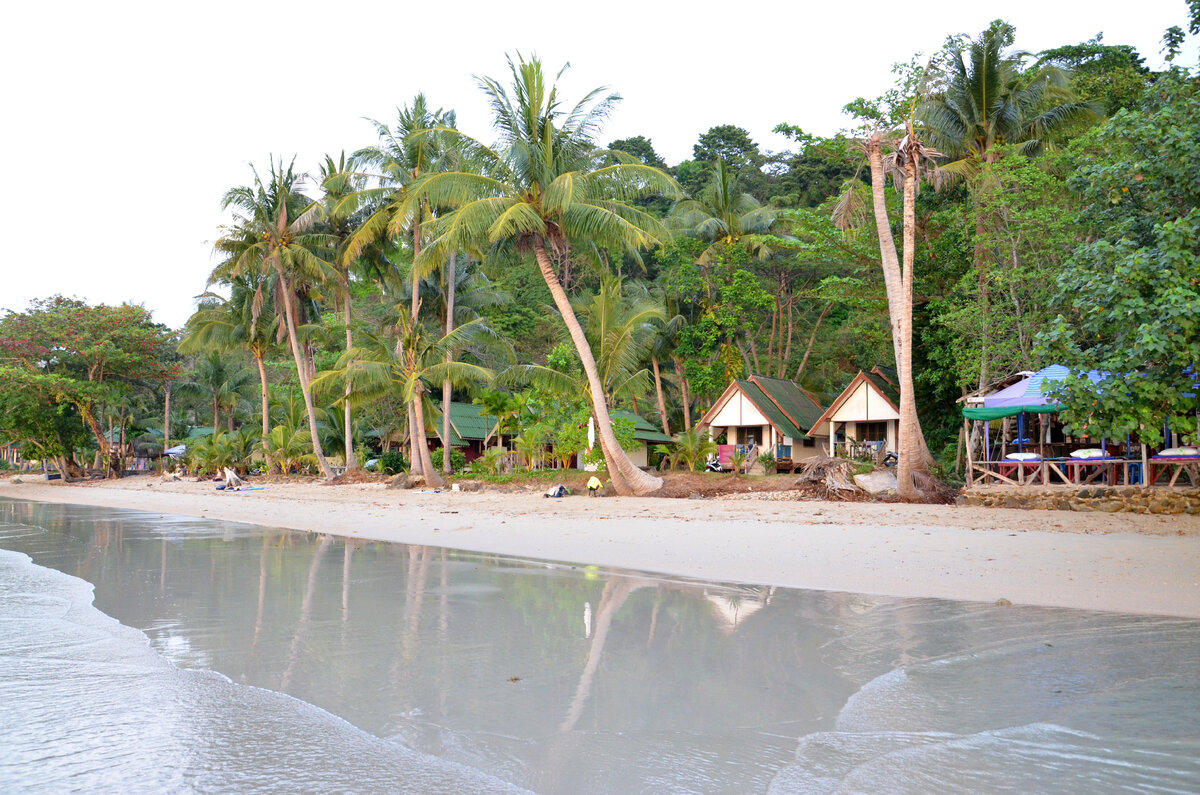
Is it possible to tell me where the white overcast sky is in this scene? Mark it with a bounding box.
[2,0,1195,328]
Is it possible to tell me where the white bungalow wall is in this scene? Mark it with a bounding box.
[708,391,770,428]
[829,382,900,423]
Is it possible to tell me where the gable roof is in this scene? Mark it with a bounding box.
[736,380,808,439]
[810,369,900,429]
[612,410,674,444]
[430,401,498,445]
[749,374,826,433]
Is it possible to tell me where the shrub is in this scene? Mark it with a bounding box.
[379,450,407,475]
[758,450,777,474]
[429,447,466,473]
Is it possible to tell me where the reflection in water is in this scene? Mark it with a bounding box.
[1,499,1198,794]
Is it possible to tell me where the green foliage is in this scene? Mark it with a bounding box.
[429,447,466,473]
[757,450,777,474]
[1039,71,1200,446]
[378,450,407,475]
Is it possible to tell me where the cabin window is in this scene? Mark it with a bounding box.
[802,437,815,447]
[857,421,888,442]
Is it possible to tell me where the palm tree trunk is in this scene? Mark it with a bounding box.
[253,351,275,472]
[411,387,443,487]
[442,253,456,475]
[277,271,335,480]
[651,355,670,436]
[406,401,423,476]
[343,287,356,471]
[533,239,662,496]
[212,395,220,435]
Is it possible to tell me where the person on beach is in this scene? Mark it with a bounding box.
[587,476,604,497]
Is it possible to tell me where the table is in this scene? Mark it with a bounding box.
[1147,457,1200,487]
[1055,458,1132,486]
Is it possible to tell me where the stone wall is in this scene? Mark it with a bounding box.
[959,486,1200,514]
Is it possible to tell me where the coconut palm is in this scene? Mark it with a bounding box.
[669,157,776,260]
[918,23,1098,388]
[408,54,681,495]
[318,152,367,471]
[175,352,257,434]
[918,22,1098,174]
[342,96,459,475]
[407,259,511,472]
[216,158,339,480]
[180,277,280,465]
[312,315,495,487]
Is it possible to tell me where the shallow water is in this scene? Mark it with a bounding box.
[1,499,1197,793]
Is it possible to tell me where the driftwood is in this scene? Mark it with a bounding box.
[793,456,865,501]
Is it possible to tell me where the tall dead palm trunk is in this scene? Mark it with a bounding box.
[864,130,934,498]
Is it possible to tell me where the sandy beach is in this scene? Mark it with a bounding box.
[3,476,1198,618]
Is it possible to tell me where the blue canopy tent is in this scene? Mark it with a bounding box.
[963,365,1107,475]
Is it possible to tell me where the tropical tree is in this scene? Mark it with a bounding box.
[408,54,681,495]
[343,95,459,476]
[669,158,776,259]
[179,281,279,464]
[215,158,339,480]
[313,315,495,486]
[918,20,1099,387]
[860,126,938,498]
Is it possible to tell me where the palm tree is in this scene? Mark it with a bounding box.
[313,315,495,486]
[918,22,1097,173]
[175,352,256,434]
[216,158,339,480]
[415,260,511,472]
[408,54,680,495]
[342,96,458,476]
[180,278,280,466]
[318,152,366,471]
[862,125,938,498]
[918,21,1098,387]
[669,157,776,259]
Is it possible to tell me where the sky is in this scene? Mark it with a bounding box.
[2,0,1196,329]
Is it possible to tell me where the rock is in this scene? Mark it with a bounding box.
[10,477,23,484]
[995,598,1012,607]
[853,470,898,496]
[386,473,413,490]
[457,480,482,492]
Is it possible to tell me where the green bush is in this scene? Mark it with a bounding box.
[379,450,407,475]
[430,447,466,472]
[0,460,10,471]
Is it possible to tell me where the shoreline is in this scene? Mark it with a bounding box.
[3,477,1198,618]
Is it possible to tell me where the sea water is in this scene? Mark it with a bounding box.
[0,498,1197,794]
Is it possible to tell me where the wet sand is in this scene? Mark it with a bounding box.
[4,477,1199,618]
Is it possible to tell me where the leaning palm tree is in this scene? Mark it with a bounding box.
[408,54,681,495]
[216,158,339,480]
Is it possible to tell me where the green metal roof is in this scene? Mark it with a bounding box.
[429,401,497,446]
[749,375,825,433]
[735,380,808,439]
[611,410,675,444]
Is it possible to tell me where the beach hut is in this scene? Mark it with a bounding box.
[427,401,500,463]
[698,374,827,472]
[808,367,900,458]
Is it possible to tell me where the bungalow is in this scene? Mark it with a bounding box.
[810,367,900,457]
[427,401,500,463]
[611,410,675,467]
[698,374,828,471]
